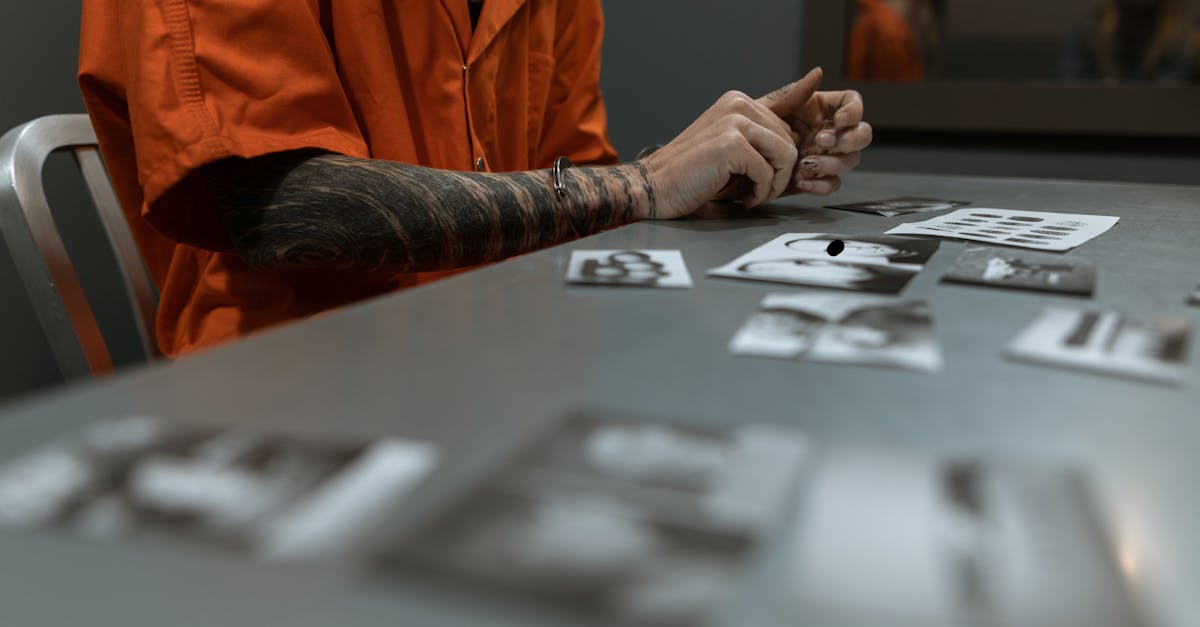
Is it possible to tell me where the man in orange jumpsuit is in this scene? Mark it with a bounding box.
[848,0,926,81]
[79,0,874,356]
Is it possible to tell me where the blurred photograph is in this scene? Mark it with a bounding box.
[1188,283,1200,306]
[1006,307,1193,383]
[942,246,1097,295]
[827,196,970,217]
[729,292,943,372]
[0,416,438,563]
[786,447,1145,627]
[567,250,693,288]
[395,414,809,626]
[708,233,940,294]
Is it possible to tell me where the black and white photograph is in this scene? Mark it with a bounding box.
[826,196,971,217]
[395,413,809,626]
[0,416,439,563]
[1006,308,1193,384]
[942,246,1097,296]
[786,447,1143,627]
[566,250,692,288]
[886,208,1120,252]
[707,233,940,294]
[728,293,943,373]
[1188,284,1200,307]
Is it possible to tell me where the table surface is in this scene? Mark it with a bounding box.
[1,171,1198,627]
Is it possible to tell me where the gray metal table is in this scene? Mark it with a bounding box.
[1,172,1197,626]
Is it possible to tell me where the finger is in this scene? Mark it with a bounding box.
[795,152,862,181]
[826,122,874,154]
[808,91,864,149]
[791,176,842,197]
[729,133,779,207]
[738,120,799,200]
[718,90,799,150]
[758,66,824,119]
[822,90,864,130]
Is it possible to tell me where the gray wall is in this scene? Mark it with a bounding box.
[0,1,86,403]
[0,0,1196,404]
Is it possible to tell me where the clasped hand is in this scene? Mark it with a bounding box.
[640,67,872,220]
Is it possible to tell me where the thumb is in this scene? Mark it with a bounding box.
[758,66,824,116]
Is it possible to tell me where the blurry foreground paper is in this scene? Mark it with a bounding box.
[785,447,1145,627]
[395,412,810,626]
[887,209,1119,252]
[0,416,438,563]
[1006,308,1192,384]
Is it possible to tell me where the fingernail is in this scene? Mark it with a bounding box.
[817,131,837,147]
[801,157,820,171]
[795,179,814,192]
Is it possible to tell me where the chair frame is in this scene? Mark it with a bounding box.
[0,114,159,380]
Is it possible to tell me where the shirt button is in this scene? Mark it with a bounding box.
[475,157,486,172]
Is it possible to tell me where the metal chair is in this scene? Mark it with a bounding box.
[0,114,159,380]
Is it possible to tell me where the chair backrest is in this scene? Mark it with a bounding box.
[0,114,159,380]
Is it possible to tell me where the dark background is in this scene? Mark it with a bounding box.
[1,0,1197,404]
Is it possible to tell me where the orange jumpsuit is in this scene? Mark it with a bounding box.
[847,0,924,81]
[78,0,618,356]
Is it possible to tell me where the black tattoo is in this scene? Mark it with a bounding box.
[204,152,653,272]
[634,161,656,220]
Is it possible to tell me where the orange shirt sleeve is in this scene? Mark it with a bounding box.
[80,0,370,251]
[534,0,620,168]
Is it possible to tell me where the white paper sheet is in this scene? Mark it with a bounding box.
[566,249,693,288]
[886,209,1119,252]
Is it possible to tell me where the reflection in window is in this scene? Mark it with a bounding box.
[847,0,946,81]
[844,0,1200,83]
[1061,0,1198,82]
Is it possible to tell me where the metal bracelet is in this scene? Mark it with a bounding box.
[553,155,573,198]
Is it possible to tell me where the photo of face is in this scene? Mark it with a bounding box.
[729,294,942,372]
[826,197,970,217]
[709,233,939,295]
[738,259,916,293]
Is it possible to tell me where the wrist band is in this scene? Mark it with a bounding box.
[553,155,573,198]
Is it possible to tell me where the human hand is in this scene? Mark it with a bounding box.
[638,85,809,219]
[758,67,873,196]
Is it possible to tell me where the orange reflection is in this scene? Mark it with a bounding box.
[847,0,944,81]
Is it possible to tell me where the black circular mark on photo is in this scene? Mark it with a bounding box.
[1010,216,1044,223]
[971,213,1003,219]
[826,240,845,257]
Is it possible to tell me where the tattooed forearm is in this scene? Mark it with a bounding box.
[204,151,653,272]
